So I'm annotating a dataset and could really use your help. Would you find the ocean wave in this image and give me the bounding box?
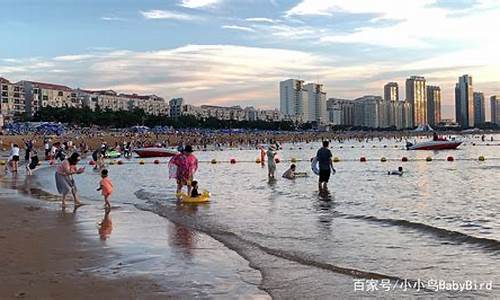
[135,190,428,291]
[341,214,500,251]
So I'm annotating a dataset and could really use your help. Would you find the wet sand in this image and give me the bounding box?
[0,174,269,299]
[0,191,167,299]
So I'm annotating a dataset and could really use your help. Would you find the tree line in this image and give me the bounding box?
[28,106,301,130]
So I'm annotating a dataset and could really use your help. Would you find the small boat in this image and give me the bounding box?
[406,140,462,150]
[134,147,178,158]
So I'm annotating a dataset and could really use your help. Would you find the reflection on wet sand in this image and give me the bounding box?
[168,223,196,258]
[98,210,113,240]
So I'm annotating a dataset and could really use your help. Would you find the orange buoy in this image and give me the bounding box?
[291,158,297,163]
[117,160,123,165]
[211,159,217,164]
[380,157,387,162]
[447,156,454,162]
[426,156,432,162]
[479,156,485,161]
[255,158,261,163]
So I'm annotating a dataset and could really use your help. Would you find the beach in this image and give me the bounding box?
[0,133,499,299]
[0,173,269,299]
[0,193,166,299]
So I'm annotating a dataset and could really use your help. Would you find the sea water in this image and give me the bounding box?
[34,135,500,298]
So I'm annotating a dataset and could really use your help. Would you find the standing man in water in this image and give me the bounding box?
[316,140,334,191]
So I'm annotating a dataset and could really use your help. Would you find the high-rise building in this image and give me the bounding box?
[455,75,474,128]
[353,96,382,128]
[378,100,393,128]
[473,92,485,126]
[384,82,399,101]
[327,98,353,126]
[401,100,413,129]
[303,83,327,123]
[280,79,307,122]
[405,76,426,126]
[490,95,500,126]
[426,86,441,127]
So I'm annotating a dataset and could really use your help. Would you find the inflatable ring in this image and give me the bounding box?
[179,191,210,203]
[311,157,335,176]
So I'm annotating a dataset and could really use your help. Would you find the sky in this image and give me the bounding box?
[2,0,500,119]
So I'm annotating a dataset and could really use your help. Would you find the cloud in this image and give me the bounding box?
[2,42,500,119]
[286,0,436,19]
[286,0,500,51]
[245,17,279,24]
[180,0,220,8]
[221,25,255,32]
[53,54,96,61]
[140,10,201,21]
[0,45,339,108]
[100,16,126,21]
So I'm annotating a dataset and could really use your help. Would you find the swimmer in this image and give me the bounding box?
[282,164,296,179]
[388,166,404,176]
[191,180,200,197]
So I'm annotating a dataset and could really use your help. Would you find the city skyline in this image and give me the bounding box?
[2,0,500,119]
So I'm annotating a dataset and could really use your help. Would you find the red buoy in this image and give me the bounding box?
[153,160,160,164]
[275,158,280,163]
[447,156,454,162]
[360,157,367,162]
[230,158,236,164]
[402,157,408,162]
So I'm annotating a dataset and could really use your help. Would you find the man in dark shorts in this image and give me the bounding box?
[316,140,334,191]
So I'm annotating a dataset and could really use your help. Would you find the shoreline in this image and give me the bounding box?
[0,170,270,299]
[0,192,167,299]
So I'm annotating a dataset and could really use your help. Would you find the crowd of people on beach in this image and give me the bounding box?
[3,129,495,213]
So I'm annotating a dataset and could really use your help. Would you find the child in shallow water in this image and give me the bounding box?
[191,180,200,197]
[97,169,113,210]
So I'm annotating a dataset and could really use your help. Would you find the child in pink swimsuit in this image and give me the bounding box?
[97,169,113,211]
